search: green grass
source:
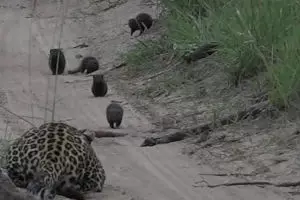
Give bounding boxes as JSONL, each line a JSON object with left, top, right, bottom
{"left": 212, "top": 0, "right": 300, "bottom": 108}
{"left": 136, "top": 67, "right": 201, "bottom": 98}
{"left": 122, "top": 0, "right": 300, "bottom": 109}
{"left": 121, "top": 38, "right": 172, "bottom": 77}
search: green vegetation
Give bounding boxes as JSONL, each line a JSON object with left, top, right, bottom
{"left": 122, "top": 0, "right": 300, "bottom": 108}
{"left": 121, "top": 39, "right": 171, "bottom": 77}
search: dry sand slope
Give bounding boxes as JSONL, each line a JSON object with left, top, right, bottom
{"left": 0, "top": 0, "right": 291, "bottom": 199}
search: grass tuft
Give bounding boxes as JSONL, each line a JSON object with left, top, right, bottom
{"left": 121, "top": 38, "right": 172, "bottom": 77}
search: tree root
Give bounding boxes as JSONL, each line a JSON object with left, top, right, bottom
{"left": 140, "top": 101, "right": 273, "bottom": 147}
{"left": 194, "top": 179, "right": 300, "bottom": 188}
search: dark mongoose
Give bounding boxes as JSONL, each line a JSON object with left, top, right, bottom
{"left": 106, "top": 102, "right": 124, "bottom": 129}
{"left": 68, "top": 56, "right": 99, "bottom": 75}
{"left": 49, "top": 48, "right": 66, "bottom": 75}
{"left": 91, "top": 74, "right": 108, "bottom": 97}
{"left": 128, "top": 13, "right": 153, "bottom": 36}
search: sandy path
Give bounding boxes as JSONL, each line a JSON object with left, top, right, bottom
{"left": 0, "top": 0, "right": 290, "bottom": 199}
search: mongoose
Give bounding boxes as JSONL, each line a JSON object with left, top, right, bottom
{"left": 48, "top": 48, "right": 66, "bottom": 75}
{"left": 91, "top": 74, "right": 108, "bottom": 97}
{"left": 68, "top": 56, "right": 99, "bottom": 75}
{"left": 128, "top": 13, "right": 153, "bottom": 36}
{"left": 106, "top": 102, "right": 124, "bottom": 129}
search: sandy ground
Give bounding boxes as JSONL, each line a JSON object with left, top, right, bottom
{"left": 0, "top": 0, "right": 293, "bottom": 199}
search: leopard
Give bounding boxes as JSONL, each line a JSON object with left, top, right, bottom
{"left": 4, "top": 122, "right": 105, "bottom": 200}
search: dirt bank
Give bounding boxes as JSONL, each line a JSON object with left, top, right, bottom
{"left": 0, "top": 0, "right": 293, "bottom": 199}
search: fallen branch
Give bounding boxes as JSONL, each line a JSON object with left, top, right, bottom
{"left": 195, "top": 180, "right": 300, "bottom": 188}
{"left": 140, "top": 101, "right": 272, "bottom": 147}
{"left": 198, "top": 172, "right": 256, "bottom": 177}
{"left": 140, "top": 131, "right": 186, "bottom": 147}
{"left": 72, "top": 43, "right": 89, "bottom": 49}
{"left": 94, "top": 130, "right": 128, "bottom": 138}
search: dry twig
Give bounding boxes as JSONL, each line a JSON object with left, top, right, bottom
{"left": 0, "top": 105, "right": 36, "bottom": 127}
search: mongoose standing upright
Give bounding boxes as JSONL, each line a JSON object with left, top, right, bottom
{"left": 48, "top": 48, "right": 66, "bottom": 75}
{"left": 106, "top": 102, "right": 124, "bottom": 129}
{"left": 68, "top": 56, "right": 99, "bottom": 75}
{"left": 91, "top": 74, "right": 108, "bottom": 97}
{"left": 128, "top": 13, "right": 153, "bottom": 36}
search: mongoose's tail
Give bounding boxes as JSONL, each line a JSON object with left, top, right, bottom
{"left": 67, "top": 67, "right": 81, "bottom": 74}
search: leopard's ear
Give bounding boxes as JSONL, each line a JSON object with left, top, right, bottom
{"left": 78, "top": 129, "right": 95, "bottom": 144}
{"left": 77, "top": 129, "right": 86, "bottom": 134}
